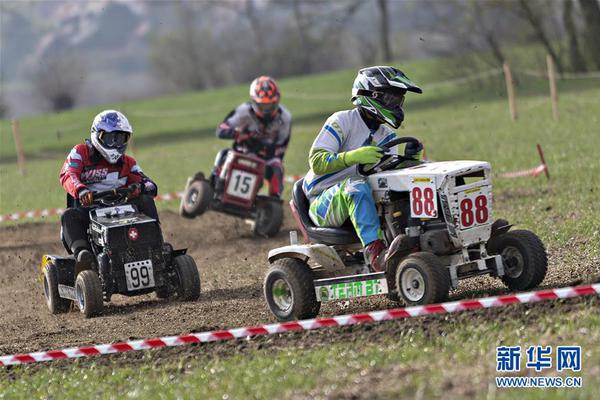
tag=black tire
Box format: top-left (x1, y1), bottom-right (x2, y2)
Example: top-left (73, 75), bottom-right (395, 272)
top-left (395, 252), bottom-right (450, 305)
top-left (385, 262), bottom-right (401, 303)
top-left (75, 270), bottom-right (104, 318)
top-left (492, 230), bottom-right (548, 291)
top-left (254, 199), bottom-right (284, 237)
top-left (264, 258), bottom-right (320, 321)
top-left (181, 180), bottom-right (213, 218)
top-left (173, 255), bottom-right (201, 301)
top-left (43, 262), bottom-right (71, 314)
top-left (155, 286), bottom-right (171, 299)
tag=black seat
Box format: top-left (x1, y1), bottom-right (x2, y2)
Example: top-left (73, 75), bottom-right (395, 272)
top-left (292, 179), bottom-right (361, 245)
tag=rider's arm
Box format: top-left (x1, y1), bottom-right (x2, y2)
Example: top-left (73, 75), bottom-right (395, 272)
top-left (59, 145), bottom-right (89, 199)
top-left (216, 105), bottom-right (248, 140)
top-left (309, 117), bottom-right (383, 175)
top-left (123, 156), bottom-right (158, 197)
top-left (309, 148), bottom-right (348, 175)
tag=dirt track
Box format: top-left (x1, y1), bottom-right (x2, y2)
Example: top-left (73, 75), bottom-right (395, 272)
top-left (0, 210), bottom-right (598, 356)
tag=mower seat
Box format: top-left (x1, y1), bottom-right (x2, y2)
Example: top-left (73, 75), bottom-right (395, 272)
top-left (292, 179), bottom-right (361, 245)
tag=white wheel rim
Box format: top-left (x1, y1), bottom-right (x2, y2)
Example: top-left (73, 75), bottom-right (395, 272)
top-left (401, 267), bottom-right (426, 302)
top-left (188, 189), bottom-right (199, 205)
top-left (76, 282), bottom-right (85, 311)
top-left (502, 246), bottom-right (524, 278)
top-left (272, 278), bottom-right (293, 312)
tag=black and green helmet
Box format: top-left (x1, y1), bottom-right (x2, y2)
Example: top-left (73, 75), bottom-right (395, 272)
top-left (351, 66), bottom-right (422, 128)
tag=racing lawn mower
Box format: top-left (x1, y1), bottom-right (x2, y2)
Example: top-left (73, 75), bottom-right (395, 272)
top-left (180, 148), bottom-right (283, 237)
top-left (42, 185), bottom-right (201, 318)
top-left (264, 137), bottom-right (547, 321)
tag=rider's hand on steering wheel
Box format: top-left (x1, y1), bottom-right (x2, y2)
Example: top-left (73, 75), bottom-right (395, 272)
top-left (79, 190), bottom-right (94, 207)
top-left (343, 146), bottom-right (384, 166)
top-left (404, 141), bottom-right (423, 159)
top-left (234, 128), bottom-right (260, 143)
top-left (128, 184), bottom-right (142, 199)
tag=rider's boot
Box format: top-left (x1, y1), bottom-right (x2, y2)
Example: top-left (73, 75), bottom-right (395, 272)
top-left (366, 239), bottom-right (387, 272)
top-left (74, 247), bottom-right (94, 274)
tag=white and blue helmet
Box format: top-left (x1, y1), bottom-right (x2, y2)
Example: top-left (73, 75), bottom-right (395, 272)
top-left (90, 110), bottom-right (133, 164)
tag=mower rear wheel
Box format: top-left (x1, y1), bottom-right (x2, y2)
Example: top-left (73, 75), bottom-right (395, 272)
top-left (43, 262), bottom-right (71, 314)
top-left (254, 198), bottom-right (283, 237)
top-left (494, 230), bottom-right (548, 291)
top-left (264, 258), bottom-right (320, 321)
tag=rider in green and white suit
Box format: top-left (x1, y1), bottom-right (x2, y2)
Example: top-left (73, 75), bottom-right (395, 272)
top-left (303, 66), bottom-right (423, 272)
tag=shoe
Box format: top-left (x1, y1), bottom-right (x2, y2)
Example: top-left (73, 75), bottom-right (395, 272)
top-left (366, 239), bottom-right (387, 272)
top-left (75, 249), bottom-right (94, 270)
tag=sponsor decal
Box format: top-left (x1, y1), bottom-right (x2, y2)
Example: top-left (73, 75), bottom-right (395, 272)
top-left (81, 167), bottom-right (109, 183)
top-left (128, 227), bottom-right (139, 241)
top-left (412, 177), bottom-right (431, 183)
top-left (316, 278), bottom-right (387, 301)
top-left (377, 178), bottom-right (388, 188)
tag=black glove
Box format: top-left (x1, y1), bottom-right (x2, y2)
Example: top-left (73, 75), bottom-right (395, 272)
top-left (404, 141), bottom-right (423, 159)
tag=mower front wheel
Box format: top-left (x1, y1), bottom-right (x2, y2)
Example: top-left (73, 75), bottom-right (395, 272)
top-left (396, 252), bottom-right (450, 306)
top-left (181, 179), bottom-right (213, 218)
top-left (75, 270), bottom-right (104, 318)
top-left (173, 255), bottom-right (201, 301)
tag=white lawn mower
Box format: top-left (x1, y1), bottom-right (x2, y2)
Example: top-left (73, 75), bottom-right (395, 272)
top-left (263, 137), bottom-right (547, 321)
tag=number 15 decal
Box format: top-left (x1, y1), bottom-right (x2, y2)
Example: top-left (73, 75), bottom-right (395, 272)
top-left (409, 177), bottom-right (438, 219)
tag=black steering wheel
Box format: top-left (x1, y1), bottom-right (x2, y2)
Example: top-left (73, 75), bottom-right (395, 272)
top-left (93, 184), bottom-right (140, 206)
top-left (357, 136), bottom-right (421, 176)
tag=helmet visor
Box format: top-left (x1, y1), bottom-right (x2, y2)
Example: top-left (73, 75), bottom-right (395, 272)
top-left (253, 101), bottom-right (278, 116)
top-left (372, 91), bottom-right (405, 109)
top-left (99, 130), bottom-right (130, 148)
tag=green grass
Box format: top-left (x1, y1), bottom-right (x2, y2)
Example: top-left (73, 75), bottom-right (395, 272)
top-left (2, 298), bottom-right (598, 399)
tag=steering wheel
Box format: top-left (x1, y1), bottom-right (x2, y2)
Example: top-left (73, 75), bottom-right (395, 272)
top-left (93, 184), bottom-right (140, 206)
top-left (357, 136), bottom-right (421, 176)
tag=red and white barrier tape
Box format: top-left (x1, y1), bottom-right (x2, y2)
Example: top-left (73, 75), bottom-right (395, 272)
top-left (0, 208), bottom-right (66, 223)
top-left (499, 144), bottom-right (550, 180)
top-left (499, 163), bottom-right (547, 178)
top-left (0, 176), bottom-right (304, 223)
top-left (1, 283), bottom-right (598, 367)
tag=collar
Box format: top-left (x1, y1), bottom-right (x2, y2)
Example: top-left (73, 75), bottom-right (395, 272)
top-left (358, 107), bottom-right (381, 131)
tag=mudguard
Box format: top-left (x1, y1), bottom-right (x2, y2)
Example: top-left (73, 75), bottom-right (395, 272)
top-left (268, 244), bottom-right (346, 271)
top-left (41, 254), bottom-right (76, 287)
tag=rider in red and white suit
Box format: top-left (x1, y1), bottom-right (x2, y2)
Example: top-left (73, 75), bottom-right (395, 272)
top-left (60, 110), bottom-right (158, 267)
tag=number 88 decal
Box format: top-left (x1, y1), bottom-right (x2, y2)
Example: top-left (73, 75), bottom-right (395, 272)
top-left (460, 194), bottom-right (489, 228)
top-left (411, 187), bottom-right (436, 217)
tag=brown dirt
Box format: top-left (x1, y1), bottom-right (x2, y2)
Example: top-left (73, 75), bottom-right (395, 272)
top-left (0, 209), bottom-right (598, 358)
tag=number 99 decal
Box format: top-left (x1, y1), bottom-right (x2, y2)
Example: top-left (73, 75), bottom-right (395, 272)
top-left (457, 188), bottom-right (491, 229)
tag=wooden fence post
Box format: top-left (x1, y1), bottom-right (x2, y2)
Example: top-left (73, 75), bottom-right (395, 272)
top-left (503, 62), bottom-right (518, 121)
top-left (546, 54), bottom-right (559, 121)
top-left (11, 119), bottom-right (27, 176)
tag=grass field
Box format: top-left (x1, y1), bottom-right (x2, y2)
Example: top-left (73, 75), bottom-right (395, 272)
top-left (1, 55), bottom-right (599, 399)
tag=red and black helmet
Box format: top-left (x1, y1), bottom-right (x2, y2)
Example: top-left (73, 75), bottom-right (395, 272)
top-left (249, 76), bottom-right (280, 121)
